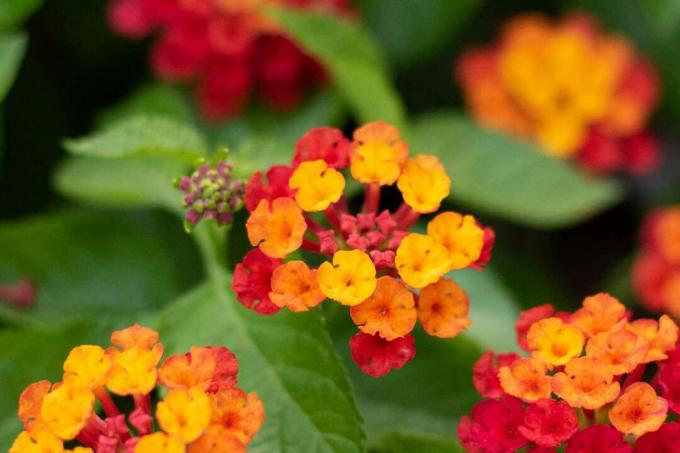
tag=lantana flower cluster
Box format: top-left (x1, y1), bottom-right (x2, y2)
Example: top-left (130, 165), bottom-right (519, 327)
top-left (456, 13), bottom-right (660, 175)
top-left (634, 206), bottom-right (680, 318)
top-left (233, 121), bottom-right (494, 377)
top-left (108, 0), bottom-right (352, 119)
top-left (459, 293), bottom-right (680, 452)
top-left (10, 324), bottom-right (264, 453)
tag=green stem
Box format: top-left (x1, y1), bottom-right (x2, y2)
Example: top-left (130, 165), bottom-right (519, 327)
top-left (192, 222), bottom-right (231, 305)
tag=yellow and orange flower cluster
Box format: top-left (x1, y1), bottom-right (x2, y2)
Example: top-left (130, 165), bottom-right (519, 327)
top-left (456, 13), bottom-right (660, 175)
top-left (10, 324), bottom-right (264, 453)
top-left (460, 293), bottom-right (680, 452)
top-left (634, 206), bottom-right (680, 318)
top-left (234, 122), bottom-right (494, 377)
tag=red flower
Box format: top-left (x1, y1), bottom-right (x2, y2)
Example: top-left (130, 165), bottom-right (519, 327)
top-left (244, 166), bottom-right (295, 212)
top-left (232, 249), bottom-right (283, 315)
top-left (349, 332), bottom-right (415, 378)
top-left (458, 397), bottom-right (528, 453)
top-left (470, 226), bottom-right (496, 270)
top-left (635, 422), bottom-right (680, 453)
top-left (473, 351), bottom-right (520, 399)
top-left (528, 448), bottom-right (558, 453)
top-left (565, 425), bottom-right (631, 453)
top-left (516, 305), bottom-right (556, 351)
top-left (658, 363), bottom-right (680, 415)
top-left (518, 398), bottom-right (578, 447)
top-left (579, 129), bottom-right (622, 174)
top-left (293, 127), bottom-right (351, 169)
top-left (621, 132), bottom-right (660, 175)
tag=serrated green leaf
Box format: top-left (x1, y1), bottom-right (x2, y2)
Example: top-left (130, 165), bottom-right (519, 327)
top-left (0, 210), bottom-right (199, 326)
top-left (359, 0), bottom-right (482, 68)
top-left (54, 155), bottom-right (185, 211)
top-left (410, 110), bottom-right (623, 228)
top-left (374, 433), bottom-right (464, 453)
top-left (157, 280), bottom-right (366, 453)
top-left (63, 115), bottom-right (208, 163)
top-left (270, 8), bottom-right (406, 129)
top-left (0, 32), bottom-right (26, 101)
top-left (0, 0), bottom-right (43, 31)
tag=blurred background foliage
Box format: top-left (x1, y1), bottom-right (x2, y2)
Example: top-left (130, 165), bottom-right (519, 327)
top-left (0, 0), bottom-right (679, 451)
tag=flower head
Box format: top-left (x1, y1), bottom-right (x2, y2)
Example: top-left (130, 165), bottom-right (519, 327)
top-left (9, 324), bottom-right (264, 452)
top-left (175, 157), bottom-right (244, 231)
top-left (456, 13), bottom-right (659, 175)
top-left (235, 122), bottom-right (493, 376)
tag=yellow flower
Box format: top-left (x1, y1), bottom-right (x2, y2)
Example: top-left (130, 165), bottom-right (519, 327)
top-left (395, 233), bottom-right (451, 288)
top-left (318, 250), bottom-right (376, 306)
top-left (106, 345), bottom-right (164, 396)
top-left (527, 317), bottom-right (584, 366)
top-left (427, 212), bottom-right (484, 270)
top-left (62, 345), bottom-right (111, 389)
top-left (40, 384), bottom-right (94, 440)
top-left (157, 388), bottom-right (212, 443)
top-left (289, 160), bottom-right (345, 212)
top-left (350, 121), bottom-right (408, 185)
top-left (10, 427), bottom-right (63, 453)
top-left (397, 155), bottom-right (450, 213)
top-left (135, 433), bottom-right (185, 453)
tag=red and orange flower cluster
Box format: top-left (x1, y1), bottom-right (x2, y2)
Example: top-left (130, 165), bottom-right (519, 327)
top-left (233, 121), bottom-right (494, 377)
top-left (10, 324), bottom-right (264, 453)
top-left (108, 0), bottom-right (352, 118)
top-left (634, 206), bottom-right (680, 319)
top-left (459, 293), bottom-right (680, 452)
top-left (456, 13), bottom-right (660, 175)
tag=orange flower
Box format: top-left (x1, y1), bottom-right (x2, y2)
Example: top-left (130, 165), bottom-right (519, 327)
top-left (627, 315), bottom-right (678, 362)
top-left (10, 426), bottom-right (64, 453)
top-left (349, 276), bottom-right (417, 341)
top-left (396, 155), bottom-right (450, 213)
top-left (552, 357), bottom-right (620, 409)
top-left (427, 212), bottom-right (484, 270)
top-left (209, 388), bottom-right (265, 444)
top-left (135, 432), bottom-right (185, 453)
top-left (527, 317), bottom-right (584, 366)
top-left (107, 325), bottom-right (164, 396)
top-left (62, 345), bottom-right (112, 390)
top-left (585, 325), bottom-right (648, 375)
top-left (40, 383), bottom-right (95, 440)
top-left (246, 197), bottom-right (307, 259)
top-left (498, 357), bottom-right (552, 402)
top-left (609, 382), bottom-right (668, 437)
top-left (111, 324), bottom-right (159, 349)
top-left (650, 207), bottom-right (680, 265)
top-left (395, 233), bottom-right (451, 288)
top-left (269, 260), bottom-right (325, 312)
top-left (289, 160), bottom-right (345, 212)
top-left (159, 346), bottom-right (238, 393)
top-left (156, 388), bottom-right (212, 443)
top-left (571, 293), bottom-right (627, 337)
top-left (318, 250), bottom-right (377, 306)
top-left (18, 380), bottom-right (51, 431)
top-left (189, 425), bottom-right (246, 453)
top-left (350, 121), bottom-right (408, 185)
top-left (417, 277), bottom-right (471, 338)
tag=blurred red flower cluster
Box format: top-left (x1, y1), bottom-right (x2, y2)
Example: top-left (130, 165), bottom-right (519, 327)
top-left (108, 0), bottom-right (352, 118)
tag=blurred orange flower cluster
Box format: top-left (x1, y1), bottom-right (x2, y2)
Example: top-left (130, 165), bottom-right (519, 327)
top-left (10, 325), bottom-right (263, 453)
top-left (460, 293), bottom-right (680, 452)
top-left (634, 206), bottom-right (680, 318)
top-left (234, 121), bottom-right (494, 377)
top-left (456, 13), bottom-right (660, 175)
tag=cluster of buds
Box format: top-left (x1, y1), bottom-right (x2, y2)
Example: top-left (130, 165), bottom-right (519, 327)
top-left (107, 0), bottom-right (353, 119)
top-left (456, 13), bottom-right (660, 175)
top-left (459, 293), bottom-right (680, 452)
top-left (634, 206), bottom-right (680, 318)
top-left (10, 324), bottom-right (264, 453)
top-left (233, 121), bottom-right (494, 377)
top-left (175, 154), bottom-right (244, 232)
top-left (0, 279), bottom-right (36, 310)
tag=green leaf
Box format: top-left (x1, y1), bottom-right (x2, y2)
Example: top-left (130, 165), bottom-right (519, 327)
top-left (374, 433), bottom-right (464, 453)
top-left (271, 8), bottom-right (407, 129)
top-left (0, 210), bottom-right (199, 326)
top-left (0, 32), bottom-right (26, 101)
top-left (410, 110), bottom-right (623, 228)
top-left (0, 0), bottom-right (43, 31)
top-left (54, 155), bottom-right (185, 211)
top-left (359, 0), bottom-right (482, 68)
top-left (63, 115), bottom-right (208, 163)
top-left (97, 83), bottom-right (195, 128)
top-left (157, 280), bottom-right (366, 453)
